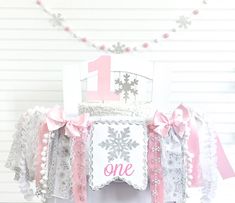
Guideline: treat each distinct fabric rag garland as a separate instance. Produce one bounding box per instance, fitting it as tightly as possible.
[147,104,235,203]
[35,106,91,203]
[148,104,192,203]
[35,0,209,53]
[5,104,235,203]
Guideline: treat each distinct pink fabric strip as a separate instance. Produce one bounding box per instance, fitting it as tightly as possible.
[187,122,201,187]
[35,122,49,189]
[215,134,235,179]
[72,136,87,203]
[148,129,164,203]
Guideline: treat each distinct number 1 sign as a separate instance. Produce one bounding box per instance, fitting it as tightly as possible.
[86,55,120,101]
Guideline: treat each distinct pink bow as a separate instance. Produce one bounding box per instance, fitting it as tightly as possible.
[46,106,90,137]
[152,104,190,137]
[35,107,91,203]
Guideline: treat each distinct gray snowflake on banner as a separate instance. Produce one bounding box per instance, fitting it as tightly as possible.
[108,42,126,54]
[99,127,139,162]
[115,73,138,103]
[176,16,191,29]
[50,13,64,27]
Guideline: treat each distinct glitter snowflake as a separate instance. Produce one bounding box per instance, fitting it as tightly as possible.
[99,127,139,162]
[176,16,191,29]
[50,13,64,27]
[115,73,138,103]
[108,42,126,54]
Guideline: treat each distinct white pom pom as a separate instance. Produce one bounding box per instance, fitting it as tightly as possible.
[41,157,47,162]
[184,145,189,149]
[42,176,48,181]
[43,133,49,138]
[187,157,192,162]
[40,170,46,175]
[41,163,46,168]
[188,163,193,169]
[41,189,46,194]
[50,133,55,138]
[188,168,193,173]
[42,184,47,188]
[43,146,47,151]
[39,179,44,184]
[187,152,194,158]
[188,175,193,180]
[41,151,46,157]
[185,128,191,135]
[42,139,48,144]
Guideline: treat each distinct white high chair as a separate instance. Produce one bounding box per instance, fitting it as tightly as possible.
[62,55,160,203]
[63,54,163,119]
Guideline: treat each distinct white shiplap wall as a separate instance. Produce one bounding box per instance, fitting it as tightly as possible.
[0,0,235,202]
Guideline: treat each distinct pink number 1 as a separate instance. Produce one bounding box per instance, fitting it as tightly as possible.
[86,55,120,101]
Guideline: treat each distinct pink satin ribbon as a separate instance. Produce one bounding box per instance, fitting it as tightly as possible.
[216,135,235,179]
[152,104,190,137]
[187,117,235,186]
[46,107,90,137]
[35,107,91,203]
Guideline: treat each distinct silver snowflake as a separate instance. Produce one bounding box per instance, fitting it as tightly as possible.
[115,73,138,103]
[50,13,64,27]
[99,127,139,162]
[176,16,191,29]
[108,42,126,54]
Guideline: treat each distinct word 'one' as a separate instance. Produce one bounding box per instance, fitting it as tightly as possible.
[104,163,135,176]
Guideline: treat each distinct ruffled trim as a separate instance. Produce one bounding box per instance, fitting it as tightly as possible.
[78,102,153,118]
[5,112,26,174]
[5,106,48,201]
[194,113,218,203]
[182,125,193,202]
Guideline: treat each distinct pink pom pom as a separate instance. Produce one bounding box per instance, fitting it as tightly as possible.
[125,47,131,52]
[99,45,105,50]
[142,43,149,48]
[36,0,42,5]
[64,26,71,32]
[81,38,87,42]
[163,33,169,39]
[193,10,199,15]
